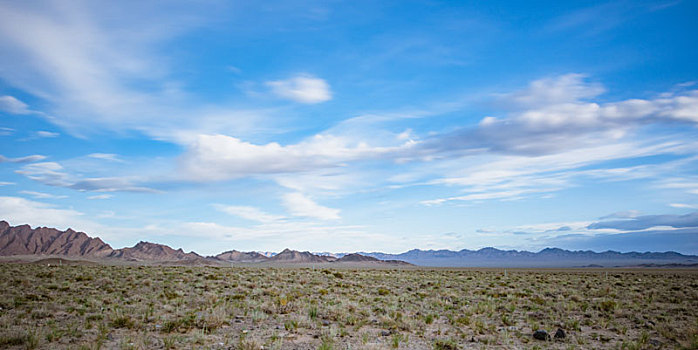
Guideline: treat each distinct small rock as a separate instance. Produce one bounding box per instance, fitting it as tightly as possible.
[554,328,566,339]
[381,330,391,336]
[533,330,550,341]
[648,339,662,347]
[470,336,476,342]
[322,320,330,326]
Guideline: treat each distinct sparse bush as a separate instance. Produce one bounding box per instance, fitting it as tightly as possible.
[433,338,458,350]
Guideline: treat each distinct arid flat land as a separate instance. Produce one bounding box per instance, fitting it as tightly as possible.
[0,263,696,349]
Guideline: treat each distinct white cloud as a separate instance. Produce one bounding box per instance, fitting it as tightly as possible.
[16,161,158,193]
[0,196,88,231]
[36,130,59,138]
[267,74,332,104]
[19,190,67,199]
[670,203,698,209]
[508,73,605,107]
[87,153,121,162]
[0,95,31,114]
[282,192,340,220]
[419,140,696,204]
[0,181,15,186]
[0,2,271,142]
[600,210,642,220]
[15,162,71,186]
[213,204,284,223]
[426,75,698,157]
[421,188,554,205]
[88,194,113,200]
[180,133,411,181]
[0,154,46,163]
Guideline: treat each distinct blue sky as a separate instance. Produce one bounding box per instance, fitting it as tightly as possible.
[1,0,697,255]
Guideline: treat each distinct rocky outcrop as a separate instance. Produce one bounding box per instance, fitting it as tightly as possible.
[0,221,113,257]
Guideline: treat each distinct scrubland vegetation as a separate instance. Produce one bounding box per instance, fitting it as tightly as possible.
[0,264,696,349]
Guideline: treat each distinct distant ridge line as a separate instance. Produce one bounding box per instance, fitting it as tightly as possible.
[1,220,696,267]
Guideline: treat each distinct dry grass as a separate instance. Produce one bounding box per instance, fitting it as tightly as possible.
[0,264,696,349]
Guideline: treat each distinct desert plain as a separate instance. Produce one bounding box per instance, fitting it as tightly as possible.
[0,262,696,349]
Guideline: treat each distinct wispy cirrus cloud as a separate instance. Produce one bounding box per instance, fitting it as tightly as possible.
[282,192,340,220]
[0,154,46,163]
[414,74,698,204]
[179,133,413,181]
[213,204,284,223]
[0,95,32,115]
[587,211,698,231]
[16,161,158,193]
[266,74,332,104]
[87,194,113,200]
[0,1,269,142]
[19,190,67,199]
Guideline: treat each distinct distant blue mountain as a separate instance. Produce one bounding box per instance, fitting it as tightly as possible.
[357,247,698,267]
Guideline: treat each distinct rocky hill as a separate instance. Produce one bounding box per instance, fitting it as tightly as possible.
[335,253,378,263]
[268,248,335,263]
[0,221,113,257]
[215,250,269,262]
[334,253,412,266]
[108,241,203,262]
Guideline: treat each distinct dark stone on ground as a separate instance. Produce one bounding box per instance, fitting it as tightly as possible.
[554,328,566,339]
[649,339,662,347]
[381,330,392,336]
[533,330,551,341]
[322,320,330,326]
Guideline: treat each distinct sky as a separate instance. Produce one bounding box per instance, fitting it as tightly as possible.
[1,0,697,255]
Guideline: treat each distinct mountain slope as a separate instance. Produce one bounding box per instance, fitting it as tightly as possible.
[0,221,113,257]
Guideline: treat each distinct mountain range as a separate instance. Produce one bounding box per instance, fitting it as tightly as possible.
[358,247,698,267]
[1,220,697,267]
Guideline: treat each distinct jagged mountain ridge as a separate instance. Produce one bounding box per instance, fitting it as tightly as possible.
[0,221,113,257]
[108,241,203,261]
